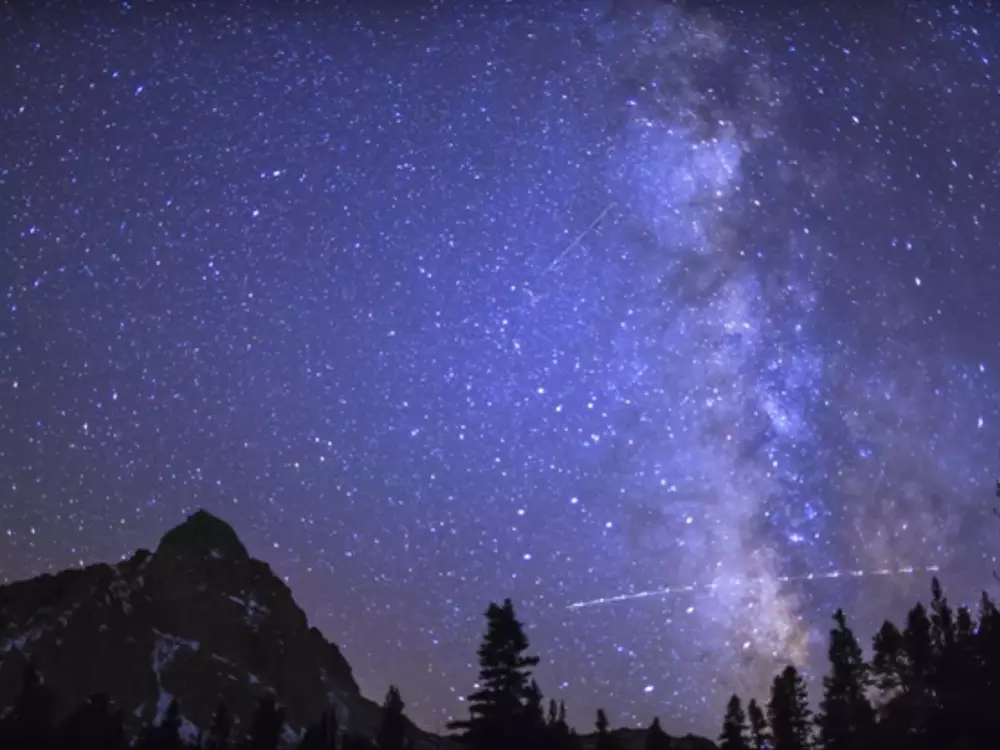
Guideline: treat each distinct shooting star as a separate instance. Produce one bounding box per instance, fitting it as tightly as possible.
[542,202,618,275]
[566,564,941,610]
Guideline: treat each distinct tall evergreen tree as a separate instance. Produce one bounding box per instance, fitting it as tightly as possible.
[978,592,1000,673]
[718,695,750,750]
[377,686,407,750]
[927,580,977,750]
[299,711,338,750]
[245,693,285,750]
[816,609,875,750]
[137,697,183,750]
[57,693,126,750]
[899,602,935,748]
[870,619,910,748]
[767,666,811,750]
[746,699,770,750]
[1,661,54,750]
[542,699,575,750]
[546,698,558,728]
[595,710,616,750]
[204,702,233,750]
[447,599,540,750]
[342,736,378,750]
[928,578,955,654]
[871,620,906,698]
[902,603,934,694]
[645,717,672,750]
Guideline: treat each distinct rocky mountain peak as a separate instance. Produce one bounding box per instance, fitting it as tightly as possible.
[154,509,250,564]
[0,510,435,749]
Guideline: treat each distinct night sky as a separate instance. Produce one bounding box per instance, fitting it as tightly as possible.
[3,0,1000,739]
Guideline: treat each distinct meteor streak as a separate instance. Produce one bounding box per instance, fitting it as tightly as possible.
[566,564,942,610]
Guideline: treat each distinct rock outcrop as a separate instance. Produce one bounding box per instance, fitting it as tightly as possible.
[0,510,434,747]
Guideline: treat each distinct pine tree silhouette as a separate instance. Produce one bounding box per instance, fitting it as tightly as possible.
[767,666,811,750]
[870,619,909,748]
[57,693,126,750]
[0,661,54,750]
[204,701,233,750]
[299,710,338,750]
[976,592,1000,738]
[871,620,905,696]
[137,697,184,750]
[900,602,935,748]
[816,609,875,750]
[545,700,576,750]
[595,709,616,750]
[244,693,285,750]
[928,578,955,653]
[949,603,981,748]
[645,717,672,750]
[927,579,976,749]
[342,735,378,750]
[447,599,540,750]
[377,686,407,750]
[718,695,750,750]
[521,683,544,733]
[546,698,558,728]
[746,699,770,750]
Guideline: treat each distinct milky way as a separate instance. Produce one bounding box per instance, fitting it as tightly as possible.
[3,0,1000,738]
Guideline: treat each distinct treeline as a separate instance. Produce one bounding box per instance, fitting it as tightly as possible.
[445,582,1000,750]
[718,577,1000,750]
[0,667,412,750]
[3,577,1000,750]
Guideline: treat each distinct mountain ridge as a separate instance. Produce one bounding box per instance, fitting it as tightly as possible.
[0,510,436,747]
[0,509,715,750]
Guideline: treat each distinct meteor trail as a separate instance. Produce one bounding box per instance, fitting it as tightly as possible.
[566,564,942,611]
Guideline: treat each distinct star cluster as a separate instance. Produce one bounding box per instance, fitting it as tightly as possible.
[3,0,1000,738]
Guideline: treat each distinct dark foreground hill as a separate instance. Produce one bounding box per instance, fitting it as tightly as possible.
[579,728,716,750]
[0,510,439,747]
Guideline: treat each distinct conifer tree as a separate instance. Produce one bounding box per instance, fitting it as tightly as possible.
[2,661,54,750]
[138,697,183,750]
[870,619,910,747]
[204,702,233,750]
[718,695,750,750]
[871,620,905,697]
[595,709,616,750]
[58,693,126,750]
[767,666,811,750]
[377,686,407,750]
[546,698,558,728]
[927,580,977,750]
[245,693,285,750]
[902,603,934,694]
[977,592,1000,735]
[746,699,770,750]
[299,710,338,750]
[645,717,672,750]
[816,609,875,750]
[342,736,378,750]
[547,701,576,750]
[978,592,1000,670]
[900,602,935,746]
[928,578,955,653]
[536,696,563,748]
[448,599,540,750]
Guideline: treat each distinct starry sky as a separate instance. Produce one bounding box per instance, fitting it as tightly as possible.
[3,0,1000,738]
